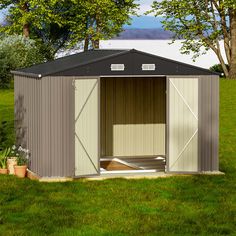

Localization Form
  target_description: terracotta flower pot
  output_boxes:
[14,165,27,178]
[7,157,17,175]
[0,168,8,174]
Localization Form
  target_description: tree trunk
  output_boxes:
[229,11,236,79]
[84,36,89,51]
[92,39,99,49]
[23,23,30,38]
[84,17,90,51]
[22,2,30,38]
[92,18,100,49]
[216,50,229,77]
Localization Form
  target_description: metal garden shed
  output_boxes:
[12,49,219,178]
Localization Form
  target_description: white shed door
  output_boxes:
[75,79,99,176]
[168,78,198,172]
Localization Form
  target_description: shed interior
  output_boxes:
[100,77,166,172]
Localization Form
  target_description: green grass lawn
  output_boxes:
[0,80,236,236]
[0,88,14,149]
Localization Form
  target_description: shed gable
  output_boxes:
[12,49,218,78]
[52,50,215,76]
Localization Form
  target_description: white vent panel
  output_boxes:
[111,64,125,71]
[142,64,156,71]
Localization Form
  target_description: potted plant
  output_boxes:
[7,145,18,175]
[0,148,11,174]
[14,146,29,178]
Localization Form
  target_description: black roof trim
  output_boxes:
[11,70,42,78]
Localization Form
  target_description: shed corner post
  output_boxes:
[198,76,202,173]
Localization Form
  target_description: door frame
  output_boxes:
[166,76,200,173]
[99,75,167,170]
[73,75,172,177]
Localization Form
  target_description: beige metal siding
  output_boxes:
[168,78,198,172]
[14,75,42,175]
[199,75,219,171]
[101,77,166,157]
[74,79,99,176]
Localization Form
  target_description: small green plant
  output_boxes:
[10,145,18,157]
[0,147,11,169]
[16,146,29,166]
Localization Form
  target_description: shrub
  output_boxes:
[13,145,29,166]
[209,63,229,77]
[0,35,46,88]
[0,120,14,150]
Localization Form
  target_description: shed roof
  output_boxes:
[12,49,219,77]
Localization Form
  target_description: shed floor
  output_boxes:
[100,156,166,172]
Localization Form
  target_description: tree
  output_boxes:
[0,0,73,58]
[0,35,45,88]
[68,0,138,50]
[150,0,236,78]
[210,63,229,76]
[0,1,65,37]
[0,0,138,54]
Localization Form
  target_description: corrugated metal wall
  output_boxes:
[41,76,75,177]
[14,74,219,177]
[199,75,219,171]
[15,75,76,177]
[101,77,166,157]
[14,75,42,175]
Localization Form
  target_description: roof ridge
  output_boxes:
[28,49,127,66]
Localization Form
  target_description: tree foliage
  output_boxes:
[69,0,138,49]
[0,0,138,54]
[210,63,229,77]
[0,1,64,35]
[150,0,236,78]
[0,1,76,58]
[0,35,45,88]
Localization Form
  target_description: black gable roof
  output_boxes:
[12,49,219,77]
[12,49,128,77]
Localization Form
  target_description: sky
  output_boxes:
[137,0,154,15]
[0,9,6,23]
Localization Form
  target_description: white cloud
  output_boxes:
[137,4,153,15]
[138,0,154,5]
[135,0,159,15]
